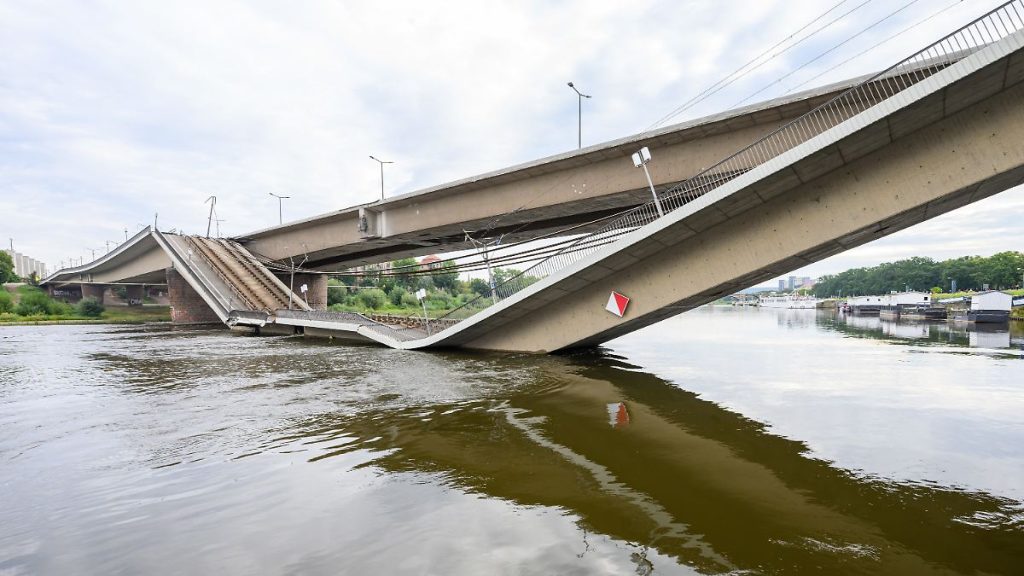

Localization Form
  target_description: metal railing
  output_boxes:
[432,0,1024,326]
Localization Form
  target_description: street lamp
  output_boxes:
[369,155,393,201]
[567,82,591,149]
[269,192,290,225]
[631,146,665,217]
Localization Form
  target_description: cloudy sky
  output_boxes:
[1,0,1020,282]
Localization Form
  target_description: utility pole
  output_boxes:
[465,231,505,304]
[205,196,217,238]
[285,250,309,310]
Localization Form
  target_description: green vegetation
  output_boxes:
[813,252,1024,297]
[328,260,540,317]
[0,285,169,324]
[76,297,105,317]
[0,251,17,284]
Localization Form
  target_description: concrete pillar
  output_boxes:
[81,284,107,303]
[123,285,144,306]
[274,272,328,310]
[166,268,221,324]
[49,284,82,303]
[292,270,327,307]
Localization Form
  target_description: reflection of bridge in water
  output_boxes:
[258,351,1024,574]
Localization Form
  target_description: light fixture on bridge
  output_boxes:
[631,146,665,217]
[369,155,394,201]
[567,82,591,150]
[269,192,290,225]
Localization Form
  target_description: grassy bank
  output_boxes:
[933,289,1024,300]
[0,284,170,325]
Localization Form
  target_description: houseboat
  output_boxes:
[966,290,1012,324]
[758,294,820,309]
[878,291,947,320]
[846,295,884,315]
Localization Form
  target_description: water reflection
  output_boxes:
[1,322,1023,575]
[282,351,1023,574]
[821,310,1023,352]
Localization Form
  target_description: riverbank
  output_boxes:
[0,305,170,326]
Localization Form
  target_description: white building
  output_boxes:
[3,250,48,280]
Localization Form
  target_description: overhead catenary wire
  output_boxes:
[646,0,869,131]
[730,0,923,108]
[780,0,964,96]
[245,202,636,278]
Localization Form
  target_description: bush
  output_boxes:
[14,289,57,316]
[0,290,12,313]
[77,297,105,317]
[426,291,453,310]
[389,287,408,307]
[327,283,349,306]
[400,292,419,308]
[356,288,387,310]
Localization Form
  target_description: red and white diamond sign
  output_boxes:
[605,291,630,317]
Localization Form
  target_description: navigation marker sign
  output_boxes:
[605,291,630,317]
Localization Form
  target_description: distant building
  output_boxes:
[778,279,786,291]
[3,250,47,280]
[419,255,443,270]
[787,276,797,290]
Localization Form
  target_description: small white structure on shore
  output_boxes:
[971,290,1012,311]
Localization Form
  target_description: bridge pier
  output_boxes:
[81,284,107,304]
[124,284,144,306]
[273,272,327,310]
[166,268,221,324]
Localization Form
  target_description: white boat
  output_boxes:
[758,294,820,309]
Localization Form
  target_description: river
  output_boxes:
[1,307,1022,575]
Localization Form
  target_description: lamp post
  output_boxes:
[631,146,665,217]
[369,155,393,201]
[567,82,591,149]
[269,193,289,225]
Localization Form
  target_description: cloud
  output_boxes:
[0,0,1018,275]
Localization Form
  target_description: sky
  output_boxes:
[1,0,1021,283]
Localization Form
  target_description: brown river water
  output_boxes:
[1,306,1022,575]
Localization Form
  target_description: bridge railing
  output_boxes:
[436,0,1024,325]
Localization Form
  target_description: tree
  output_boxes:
[467,278,490,297]
[812,252,1024,297]
[431,261,459,292]
[0,252,16,284]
